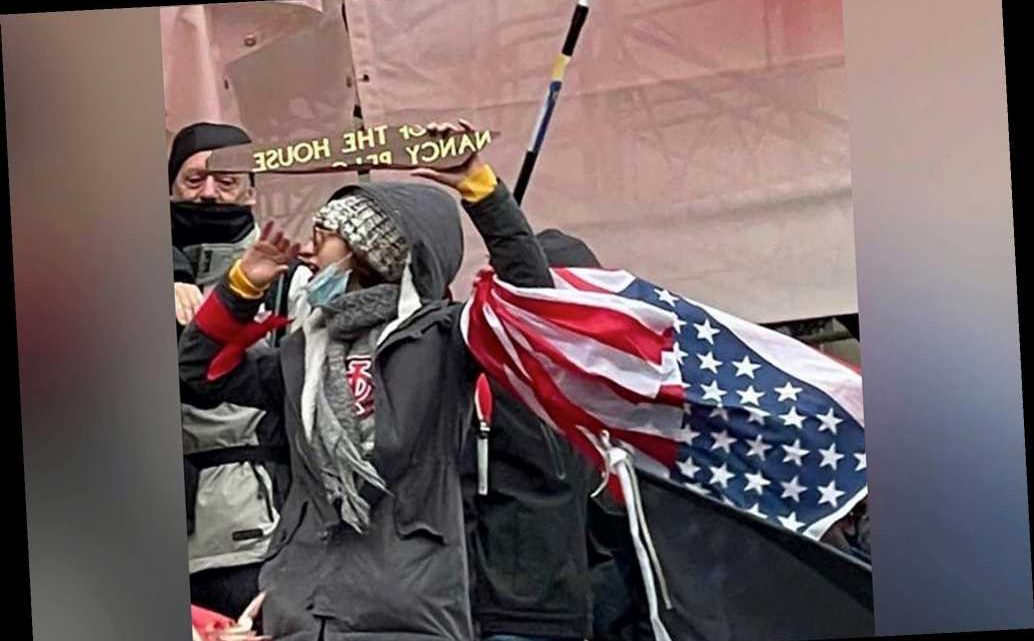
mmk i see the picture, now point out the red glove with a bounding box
[191,605,234,640]
[191,593,269,641]
[193,290,290,382]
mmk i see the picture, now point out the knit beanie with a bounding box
[314,194,410,283]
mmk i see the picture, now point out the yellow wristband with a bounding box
[228,259,267,300]
[457,164,498,203]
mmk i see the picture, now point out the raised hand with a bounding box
[410,118,487,189]
[240,222,301,290]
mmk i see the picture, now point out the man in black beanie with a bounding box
[171,122,258,321]
[461,228,607,641]
[170,122,298,621]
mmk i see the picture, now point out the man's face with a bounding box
[172,150,255,205]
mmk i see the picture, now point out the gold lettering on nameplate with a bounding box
[208,123,499,175]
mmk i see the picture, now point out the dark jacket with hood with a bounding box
[460,229,603,639]
[179,179,551,641]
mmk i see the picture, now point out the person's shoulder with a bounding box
[442,299,468,322]
[398,299,465,336]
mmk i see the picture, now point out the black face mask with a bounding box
[170,201,256,249]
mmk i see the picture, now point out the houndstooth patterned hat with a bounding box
[314,194,410,282]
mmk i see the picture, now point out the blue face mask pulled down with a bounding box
[304,257,352,309]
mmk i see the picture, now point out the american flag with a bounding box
[461,267,867,541]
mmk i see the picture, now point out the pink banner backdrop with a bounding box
[161,0,356,242]
[161,0,855,323]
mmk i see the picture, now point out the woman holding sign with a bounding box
[178,121,551,641]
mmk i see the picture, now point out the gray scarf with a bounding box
[303,284,400,532]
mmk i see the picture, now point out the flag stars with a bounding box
[779,406,807,429]
[677,456,701,480]
[673,317,687,333]
[746,502,767,519]
[745,435,772,460]
[708,463,735,489]
[854,452,867,471]
[678,422,701,446]
[736,385,765,406]
[732,355,762,379]
[744,470,771,495]
[775,381,803,402]
[744,406,771,425]
[709,406,731,422]
[818,443,845,470]
[780,475,807,502]
[781,439,810,466]
[710,430,737,454]
[779,511,806,533]
[696,351,723,374]
[701,380,728,404]
[655,288,679,307]
[817,408,844,435]
[669,341,688,365]
[694,318,721,345]
[817,480,846,508]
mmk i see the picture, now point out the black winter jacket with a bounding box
[180,180,550,641]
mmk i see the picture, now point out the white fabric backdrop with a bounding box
[161,0,855,323]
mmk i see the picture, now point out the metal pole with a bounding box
[513,0,591,204]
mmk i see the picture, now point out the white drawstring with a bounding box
[581,428,674,641]
[624,453,673,609]
[581,427,612,499]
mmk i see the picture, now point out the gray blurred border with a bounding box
[843,0,1034,636]
[3,3,1034,641]
[1,9,191,641]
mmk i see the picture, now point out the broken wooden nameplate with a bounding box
[206,123,498,175]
